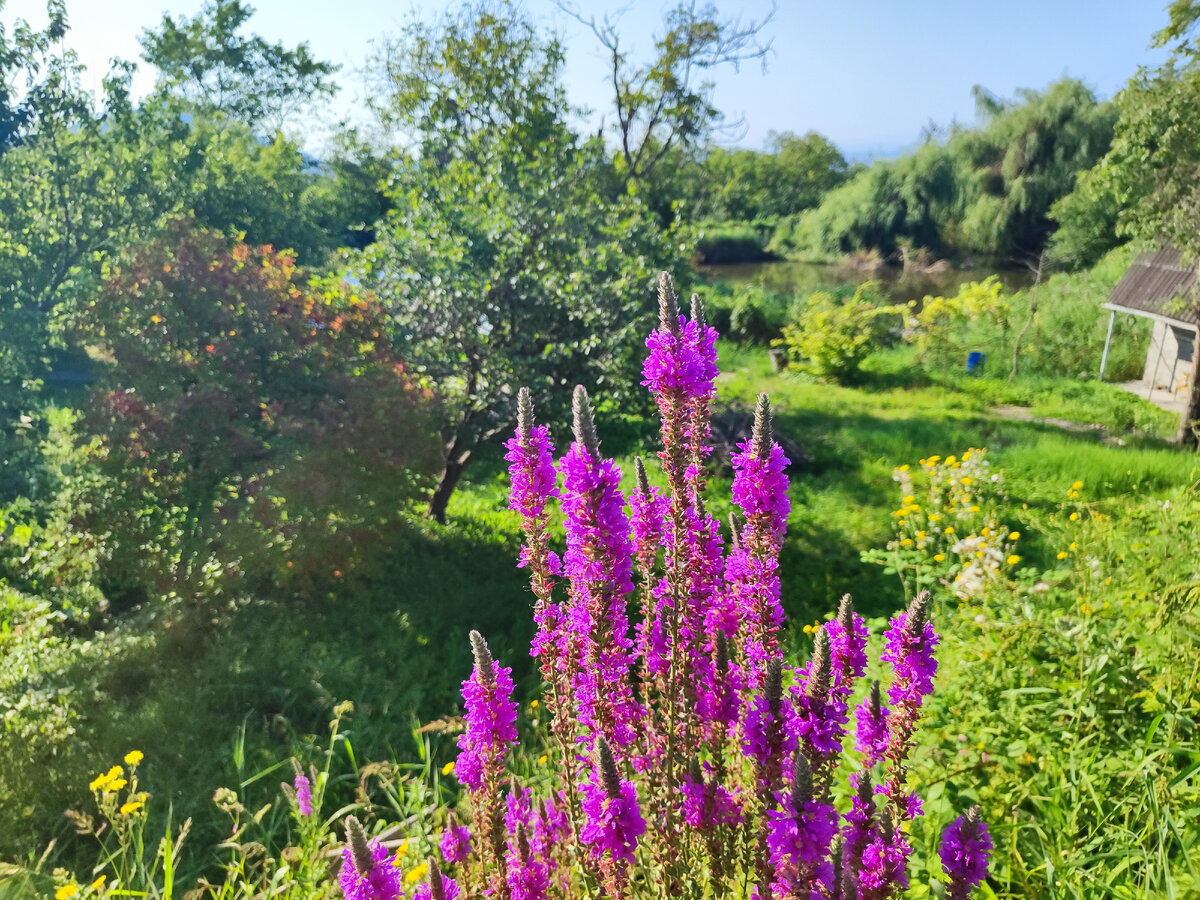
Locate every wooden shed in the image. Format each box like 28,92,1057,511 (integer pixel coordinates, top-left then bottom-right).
1099,249,1199,396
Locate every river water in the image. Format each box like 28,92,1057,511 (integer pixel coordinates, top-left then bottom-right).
696,259,1035,303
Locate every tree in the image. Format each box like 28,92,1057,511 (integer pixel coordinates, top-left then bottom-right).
139,0,338,133
1091,4,1200,444
561,0,773,184
78,222,440,604
361,1,679,521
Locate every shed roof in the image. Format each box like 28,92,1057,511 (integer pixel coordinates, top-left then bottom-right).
1105,249,1199,328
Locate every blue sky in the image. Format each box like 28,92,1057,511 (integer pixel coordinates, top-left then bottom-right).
1,0,1176,158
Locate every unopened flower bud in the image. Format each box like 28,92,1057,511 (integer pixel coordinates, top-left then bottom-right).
791,752,813,808
571,385,601,459
469,630,495,687
690,292,706,328
658,271,681,335
516,386,534,444
345,815,373,877
429,857,446,900
837,593,855,634
635,456,651,498
806,627,832,700
597,737,621,799
751,393,772,460
908,590,933,636
766,657,783,720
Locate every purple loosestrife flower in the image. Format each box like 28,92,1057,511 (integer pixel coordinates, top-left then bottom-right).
439,814,471,866
827,594,869,686
790,628,851,775
455,631,519,792
841,773,878,877
505,822,550,900
728,394,790,683
742,660,795,789
680,760,743,828
765,754,837,897
412,860,460,900
643,274,719,494
879,592,939,825
579,739,646,866
859,828,911,896
339,817,402,900
940,807,993,900
854,681,891,765
560,386,641,749
294,773,313,817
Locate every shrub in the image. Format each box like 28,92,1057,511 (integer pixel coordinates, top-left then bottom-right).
692,221,772,263
781,285,906,383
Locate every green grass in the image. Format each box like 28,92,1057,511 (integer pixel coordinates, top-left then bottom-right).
3,335,1198,894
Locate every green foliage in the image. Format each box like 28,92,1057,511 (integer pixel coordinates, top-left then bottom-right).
875,454,1200,897
783,79,1116,264
75,222,440,608
361,1,679,519
780,285,906,382
139,0,339,132
691,221,771,263
908,277,1010,367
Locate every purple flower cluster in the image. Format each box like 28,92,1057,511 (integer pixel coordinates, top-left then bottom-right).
559,388,641,750
439,817,471,866
338,831,401,900
294,772,313,817
455,632,518,792
941,807,993,900
414,272,991,900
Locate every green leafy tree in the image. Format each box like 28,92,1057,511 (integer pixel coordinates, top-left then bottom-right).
139,0,338,133
362,1,678,521
563,1,773,185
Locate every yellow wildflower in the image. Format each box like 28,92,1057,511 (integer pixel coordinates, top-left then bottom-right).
929,513,941,521
933,553,946,562
530,699,538,709
916,530,927,539
944,526,955,535
1008,531,1020,541
899,538,914,548
897,464,910,472
405,862,429,884
538,754,548,765
1080,602,1094,616
1069,512,1079,521
105,778,127,793
55,886,78,900
969,505,980,513
946,455,957,465
89,766,122,792
1007,555,1021,566
441,761,455,776
1071,480,1084,491
902,495,915,505
1057,551,1069,560
961,476,974,486
927,455,941,464
119,800,144,815
90,876,106,893
124,751,143,767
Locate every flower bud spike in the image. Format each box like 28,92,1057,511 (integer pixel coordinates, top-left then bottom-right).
658,271,681,335
964,804,983,836
728,513,741,549
429,857,446,900
692,490,706,522
837,593,855,633
751,393,772,460
469,630,495,687
908,590,933,636
571,385,601,459
806,626,832,699
690,292,706,328
688,756,704,785
345,815,373,877
715,631,730,677
792,752,813,808
516,386,534,444
290,757,303,779
597,737,621,799
635,456,651,498
766,658,784,720
830,837,846,900
867,679,881,721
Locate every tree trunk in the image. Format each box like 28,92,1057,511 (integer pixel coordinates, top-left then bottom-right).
427,438,473,523
1177,341,1200,448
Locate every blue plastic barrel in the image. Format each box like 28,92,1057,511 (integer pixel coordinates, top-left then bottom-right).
966,351,985,373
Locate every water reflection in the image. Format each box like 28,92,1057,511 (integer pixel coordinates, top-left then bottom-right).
696,260,1035,304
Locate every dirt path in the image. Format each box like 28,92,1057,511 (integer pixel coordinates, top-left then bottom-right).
991,405,1127,446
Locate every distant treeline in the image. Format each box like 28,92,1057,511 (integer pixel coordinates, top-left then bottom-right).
676,78,1122,269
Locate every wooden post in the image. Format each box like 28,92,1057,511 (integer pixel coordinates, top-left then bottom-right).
1178,330,1200,447
1098,310,1116,380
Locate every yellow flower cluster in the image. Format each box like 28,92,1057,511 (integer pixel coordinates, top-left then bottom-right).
888,448,1022,598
